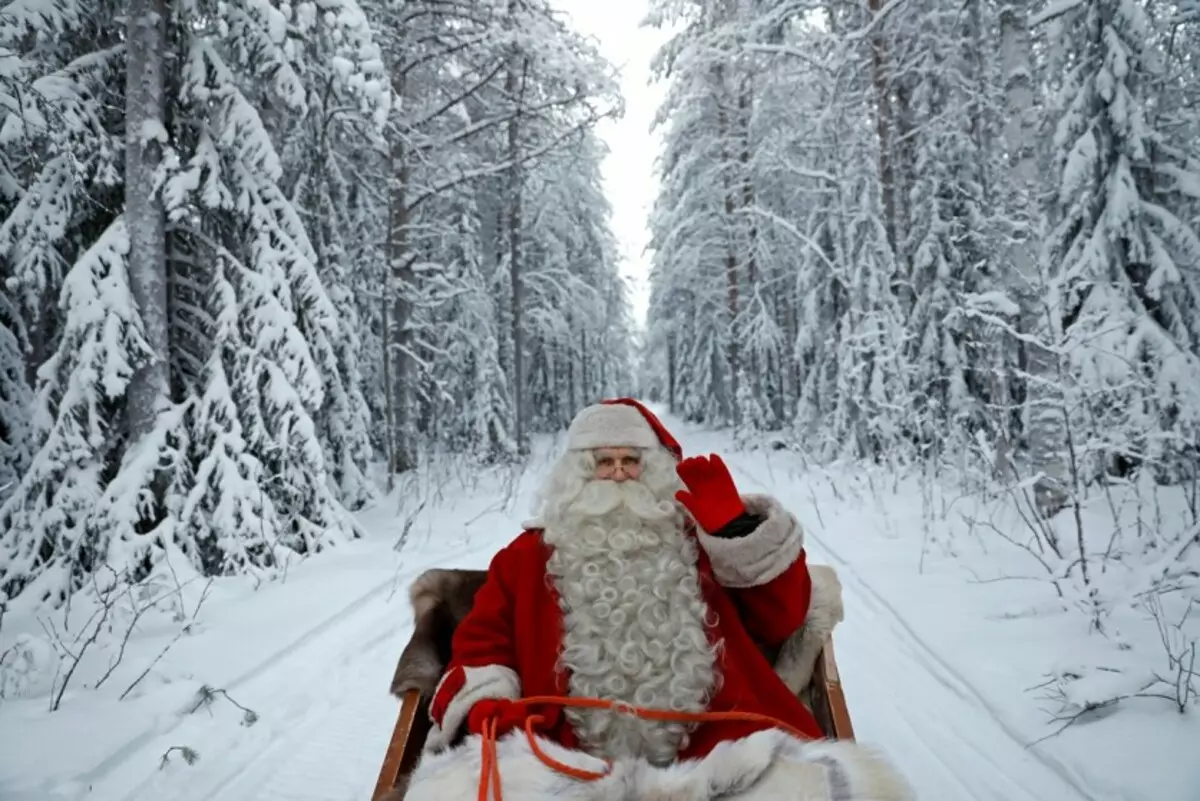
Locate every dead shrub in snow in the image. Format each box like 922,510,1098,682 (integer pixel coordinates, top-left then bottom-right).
14,563,213,711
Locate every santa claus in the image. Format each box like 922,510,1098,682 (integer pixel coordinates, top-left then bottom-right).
403,399,913,800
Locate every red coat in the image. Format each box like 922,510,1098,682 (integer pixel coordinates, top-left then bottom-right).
426,493,823,759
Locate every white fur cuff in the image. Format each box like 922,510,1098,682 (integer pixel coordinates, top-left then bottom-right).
426,663,521,751
696,494,805,587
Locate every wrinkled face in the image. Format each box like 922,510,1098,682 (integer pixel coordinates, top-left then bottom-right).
592,447,643,482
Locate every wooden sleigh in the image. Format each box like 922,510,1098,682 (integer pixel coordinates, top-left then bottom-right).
371,566,854,801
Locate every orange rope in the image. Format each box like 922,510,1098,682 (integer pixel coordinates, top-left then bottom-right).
478,717,501,801
476,695,814,801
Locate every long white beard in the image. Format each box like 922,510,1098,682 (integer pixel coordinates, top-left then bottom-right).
542,475,720,767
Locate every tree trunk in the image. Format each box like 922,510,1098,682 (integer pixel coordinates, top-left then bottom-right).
125,0,170,443
388,68,415,474
738,67,761,407
506,46,529,452
565,307,576,411
867,0,897,253
667,331,677,413
999,3,1068,514
715,61,741,424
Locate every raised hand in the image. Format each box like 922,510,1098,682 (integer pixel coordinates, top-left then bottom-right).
674,454,746,533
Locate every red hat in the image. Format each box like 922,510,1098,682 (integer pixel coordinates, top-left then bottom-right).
564,397,682,461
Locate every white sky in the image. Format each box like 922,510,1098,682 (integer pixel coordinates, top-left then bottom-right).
548,0,669,329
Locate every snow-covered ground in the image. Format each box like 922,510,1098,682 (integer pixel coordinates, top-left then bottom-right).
1,409,1196,801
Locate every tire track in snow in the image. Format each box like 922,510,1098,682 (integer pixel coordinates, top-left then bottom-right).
804,530,1108,801
837,587,1073,800
73,551,448,800
117,596,405,801
164,608,402,801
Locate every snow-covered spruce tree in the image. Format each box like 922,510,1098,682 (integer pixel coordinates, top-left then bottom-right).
639,285,673,405
733,366,769,449
467,277,522,465
0,0,124,347
1040,0,1200,484
161,0,390,569
418,126,630,449
0,292,31,503
0,11,42,502
430,189,520,463
647,0,916,441
645,0,917,458
645,0,746,426
0,0,140,605
366,0,548,468
478,0,625,447
770,5,913,462
791,168,912,463
0,0,391,606
278,0,386,511
0,222,158,605
895,0,1006,458
173,256,292,577
349,210,390,457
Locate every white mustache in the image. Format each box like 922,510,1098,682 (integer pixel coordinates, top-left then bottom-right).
566,478,678,522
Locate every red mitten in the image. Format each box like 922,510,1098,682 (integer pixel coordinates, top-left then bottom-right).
467,698,561,738
675,454,746,532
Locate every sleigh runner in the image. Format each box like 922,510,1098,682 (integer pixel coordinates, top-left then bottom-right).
372,564,855,801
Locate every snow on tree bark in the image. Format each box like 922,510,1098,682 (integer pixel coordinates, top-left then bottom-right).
998,2,1070,514
123,0,169,445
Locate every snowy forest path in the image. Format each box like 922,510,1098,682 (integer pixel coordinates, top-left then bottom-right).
94,412,1124,801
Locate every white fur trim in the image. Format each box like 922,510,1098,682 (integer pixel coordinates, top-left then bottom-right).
696,494,805,588
566,403,658,451
405,727,915,801
773,565,845,694
426,664,521,752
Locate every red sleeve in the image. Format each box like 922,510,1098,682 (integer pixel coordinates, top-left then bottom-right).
728,548,813,648
696,495,812,649
426,542,523,749
446,548,518,669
